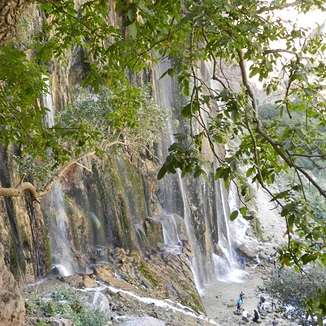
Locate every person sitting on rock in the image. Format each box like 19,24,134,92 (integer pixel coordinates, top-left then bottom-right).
241,308,249,322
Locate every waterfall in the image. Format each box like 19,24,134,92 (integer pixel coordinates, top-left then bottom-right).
174,157,203,291
228,182,250,245
42,78,55,128
41,78,77,276
216,179,233,262
46,181,77,276
213,181,251,282
158,212,182,254
153,60,217,292
154,60,201,289
153,57,252,289
195,79,238,285
197,61,249,282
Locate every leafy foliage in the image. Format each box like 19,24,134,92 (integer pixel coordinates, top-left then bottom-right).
58,84,167,158
36,290,109,326
0,46,50,158
14,84,166,191
266,267,326,324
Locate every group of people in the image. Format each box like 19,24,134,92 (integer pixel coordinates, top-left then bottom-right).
234,250,280,324
236,290,278,324
237,290,259,323
258,292,277,312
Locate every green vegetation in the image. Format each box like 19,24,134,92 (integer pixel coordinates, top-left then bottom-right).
35,290,109,326
12,84,166,194
266,267,326,325
138,258,159,287
184,289,204,314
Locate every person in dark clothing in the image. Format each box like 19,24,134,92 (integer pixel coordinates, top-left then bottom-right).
240,291,245,303
252,309,259,322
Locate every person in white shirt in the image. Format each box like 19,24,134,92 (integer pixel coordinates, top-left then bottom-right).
241,309,249,322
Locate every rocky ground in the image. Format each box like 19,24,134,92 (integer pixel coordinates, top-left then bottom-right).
23,275,215,326
22,258,297,326
23,247,216,326
202,261,294,326
201,187,299,326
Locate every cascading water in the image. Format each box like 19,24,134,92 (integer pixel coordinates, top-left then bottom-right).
158,212,182,254
213,181,249,282
216,178,233,261
196,61,249,283
41,79,77,276
213,176,254,283
228,182,250,245
42,78,55,128
45,181,77,276
153,60,218,292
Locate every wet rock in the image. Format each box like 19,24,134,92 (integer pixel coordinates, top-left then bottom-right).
82,274,97,288
114,247,127,263
214,243,225,258
181,240,193,260
59,274,84,288
93,265,119,286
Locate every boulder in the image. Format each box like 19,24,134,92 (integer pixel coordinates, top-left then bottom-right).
235,243,256,260
120,316,165,326
82,274,97,288
91,291,111,315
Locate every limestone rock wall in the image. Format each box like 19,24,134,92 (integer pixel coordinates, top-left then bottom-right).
0,243,25,326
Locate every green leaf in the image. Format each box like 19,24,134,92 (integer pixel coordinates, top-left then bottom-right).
301,253,317,265
230,210,239,221
157,165,167,180
243,215,255,221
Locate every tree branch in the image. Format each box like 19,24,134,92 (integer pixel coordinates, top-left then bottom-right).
0,182,38,200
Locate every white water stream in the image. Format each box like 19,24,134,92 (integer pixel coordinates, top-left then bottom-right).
154,60,206,292
42,79,76,276
158,212,182,254
153,59,250,292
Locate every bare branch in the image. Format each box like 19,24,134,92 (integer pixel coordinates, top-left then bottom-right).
0,182,38,200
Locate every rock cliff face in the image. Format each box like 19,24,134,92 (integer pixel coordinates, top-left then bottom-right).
0,244,25,326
